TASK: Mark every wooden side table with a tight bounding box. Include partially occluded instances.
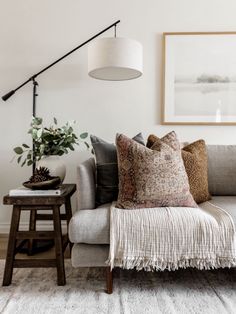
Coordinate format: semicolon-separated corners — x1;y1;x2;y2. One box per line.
2;183;76;286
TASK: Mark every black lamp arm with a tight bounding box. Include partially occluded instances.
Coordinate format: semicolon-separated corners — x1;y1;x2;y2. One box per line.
2;19;121;101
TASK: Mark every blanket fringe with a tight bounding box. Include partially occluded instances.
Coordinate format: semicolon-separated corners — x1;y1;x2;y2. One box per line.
106;257;236;271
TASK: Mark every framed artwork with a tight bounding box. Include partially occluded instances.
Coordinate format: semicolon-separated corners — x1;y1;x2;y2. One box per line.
162;32;236;125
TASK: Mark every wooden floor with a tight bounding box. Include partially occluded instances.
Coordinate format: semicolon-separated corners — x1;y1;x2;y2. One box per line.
0;234;70;260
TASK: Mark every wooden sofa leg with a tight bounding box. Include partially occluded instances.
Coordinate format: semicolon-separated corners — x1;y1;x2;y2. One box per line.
106;267;113;294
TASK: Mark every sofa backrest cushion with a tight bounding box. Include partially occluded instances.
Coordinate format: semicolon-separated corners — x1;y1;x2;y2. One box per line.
77;158;96;209
207;145;236;196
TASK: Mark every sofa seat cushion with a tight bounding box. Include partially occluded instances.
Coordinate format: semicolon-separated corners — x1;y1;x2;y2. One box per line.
200;196;236;225
69;197;236;245
69;203;111;244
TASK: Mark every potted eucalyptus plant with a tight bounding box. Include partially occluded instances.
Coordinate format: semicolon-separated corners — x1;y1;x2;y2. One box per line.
14;117;89;182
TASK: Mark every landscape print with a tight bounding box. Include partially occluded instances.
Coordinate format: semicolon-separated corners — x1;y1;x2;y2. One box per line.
164;33;236;124
175;73;236;118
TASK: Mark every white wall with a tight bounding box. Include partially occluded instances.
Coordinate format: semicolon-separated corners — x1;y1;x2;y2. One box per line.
1;0;236;232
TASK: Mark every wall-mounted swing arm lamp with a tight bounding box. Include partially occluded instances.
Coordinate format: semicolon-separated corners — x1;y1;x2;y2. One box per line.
2;19;143;171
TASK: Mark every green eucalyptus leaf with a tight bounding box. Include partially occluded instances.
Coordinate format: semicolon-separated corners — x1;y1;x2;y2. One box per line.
14;147;23;154
84;141;90;149
54;117;57;125
40;144;45;154
22;143;30;148
32;117;42;125
80;132;88;139
17;156;22;163
37;128;43;138
27;160;33;166
68;126;73;133
32;129;38;140
21;159;26;167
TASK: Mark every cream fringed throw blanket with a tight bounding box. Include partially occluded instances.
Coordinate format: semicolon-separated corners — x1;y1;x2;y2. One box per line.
107;202;236;271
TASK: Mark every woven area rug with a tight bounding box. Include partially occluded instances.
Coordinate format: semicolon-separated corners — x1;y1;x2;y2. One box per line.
0;260;235;314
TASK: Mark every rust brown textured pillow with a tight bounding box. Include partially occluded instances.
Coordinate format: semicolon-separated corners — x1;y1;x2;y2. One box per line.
147;135;211;204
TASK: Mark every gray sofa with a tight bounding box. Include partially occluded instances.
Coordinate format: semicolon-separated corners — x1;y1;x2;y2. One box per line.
69;145;236;293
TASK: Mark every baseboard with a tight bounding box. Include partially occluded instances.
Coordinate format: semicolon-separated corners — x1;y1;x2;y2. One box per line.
0;222;67;234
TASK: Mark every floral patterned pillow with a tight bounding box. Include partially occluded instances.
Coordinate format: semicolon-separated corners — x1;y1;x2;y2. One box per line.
116;131;197;209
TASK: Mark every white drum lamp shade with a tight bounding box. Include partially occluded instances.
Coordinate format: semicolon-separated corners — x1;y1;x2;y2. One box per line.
88;37;143;80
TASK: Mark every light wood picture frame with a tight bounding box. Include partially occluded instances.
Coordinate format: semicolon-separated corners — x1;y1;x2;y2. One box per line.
162;32;236;125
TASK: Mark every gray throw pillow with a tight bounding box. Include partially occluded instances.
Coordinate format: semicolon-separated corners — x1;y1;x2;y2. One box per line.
90;133;145;206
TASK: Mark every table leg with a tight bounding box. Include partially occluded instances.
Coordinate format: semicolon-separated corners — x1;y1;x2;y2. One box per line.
106;267;113;294
3;205;21;286
52;205;66;286
65;198;73;253
28;209;36;255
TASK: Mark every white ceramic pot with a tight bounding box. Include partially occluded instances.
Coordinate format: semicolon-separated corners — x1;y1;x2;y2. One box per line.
37;156;66;183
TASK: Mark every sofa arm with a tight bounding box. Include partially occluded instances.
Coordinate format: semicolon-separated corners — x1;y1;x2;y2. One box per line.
77;158;96;210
